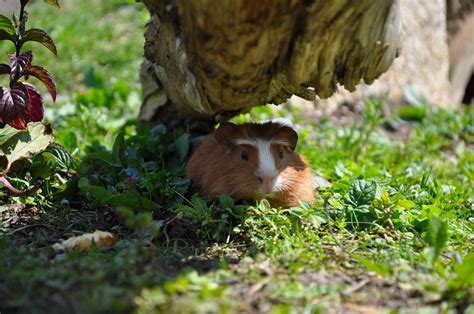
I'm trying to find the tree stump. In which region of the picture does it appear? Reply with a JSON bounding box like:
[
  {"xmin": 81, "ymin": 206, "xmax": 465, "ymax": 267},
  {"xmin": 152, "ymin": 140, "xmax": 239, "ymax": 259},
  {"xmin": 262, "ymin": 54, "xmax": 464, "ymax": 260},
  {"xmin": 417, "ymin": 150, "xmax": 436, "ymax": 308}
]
[
  {"xmin": 447, "ymin": 0, "xmax": 474, "ymax": 104},
  {"xmin": 139, "ymin": 0, "xmax": 401, "ymax": 130}
]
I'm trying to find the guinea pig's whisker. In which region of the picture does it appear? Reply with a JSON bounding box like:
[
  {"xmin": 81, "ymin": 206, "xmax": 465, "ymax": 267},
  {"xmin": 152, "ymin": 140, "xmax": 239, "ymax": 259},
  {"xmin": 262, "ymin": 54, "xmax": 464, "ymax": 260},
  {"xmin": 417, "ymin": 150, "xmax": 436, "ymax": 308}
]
[
  {"xmin": 281, "ymin": 178, "xmax": 306, "ymax": 185},
  {"xmin": 288, "ymin": 166, "xmax": 306, "ymax": 170},
  {"xmin": 278, "ymin": 185, "xmax": 295, "ymax": 192}
]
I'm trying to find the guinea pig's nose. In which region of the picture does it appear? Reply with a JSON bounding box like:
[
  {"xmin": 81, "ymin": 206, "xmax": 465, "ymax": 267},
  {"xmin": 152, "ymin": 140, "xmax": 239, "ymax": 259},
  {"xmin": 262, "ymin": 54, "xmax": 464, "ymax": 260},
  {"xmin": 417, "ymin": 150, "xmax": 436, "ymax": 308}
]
[{"xmin": 259, "ymin": 175, "xmax": 275, "ymax": 192}]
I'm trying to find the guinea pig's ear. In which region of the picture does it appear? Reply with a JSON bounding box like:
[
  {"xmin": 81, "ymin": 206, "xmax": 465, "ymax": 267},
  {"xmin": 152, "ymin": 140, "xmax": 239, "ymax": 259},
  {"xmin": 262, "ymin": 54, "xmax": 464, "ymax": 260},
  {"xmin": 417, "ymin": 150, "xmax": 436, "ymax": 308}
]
[
  {"xmin": 276, "ymin": 126, "xmax": 298, "ymax": 151},
  {"xmin": 215, "ymin": 122, "xmax": 239, "ymax": 151}
]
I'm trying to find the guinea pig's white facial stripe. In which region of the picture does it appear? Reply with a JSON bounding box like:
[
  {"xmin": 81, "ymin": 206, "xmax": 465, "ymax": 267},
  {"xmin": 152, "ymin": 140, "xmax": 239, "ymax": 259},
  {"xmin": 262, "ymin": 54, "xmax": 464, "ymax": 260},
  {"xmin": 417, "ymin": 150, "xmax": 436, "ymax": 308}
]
[
  {"xmin": 255, "ymin": 140, "xmax": 277, "ymax": 177},
  {"xmin": 269, "ymin": 139, "xmax": 292, "ymax": 147},
  {"xmin": 233, "ymin": 139, "xmax": 256, "ymax": 147},
  {"xmin": 234, "ymin": 138, "xmax": 282, "ymax": 193}
]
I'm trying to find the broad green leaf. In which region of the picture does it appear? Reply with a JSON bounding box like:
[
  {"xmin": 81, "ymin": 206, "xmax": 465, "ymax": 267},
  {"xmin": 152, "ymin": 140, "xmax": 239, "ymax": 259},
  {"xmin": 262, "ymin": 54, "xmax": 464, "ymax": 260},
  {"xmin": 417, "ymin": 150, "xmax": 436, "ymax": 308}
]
[
  {"xmin": 394, "ymin": 199, "xmax": 415, "ymax": 210},
  {"xmin": 21, "ymin": 28, "xmax": 57, "ymax": 56},
  {"xmin": 78, "ymin": 177, "xmax": 111, "ymax": 199},
  {"xmin": 348, "ymin": 179, "xmax": 377, "ymax": 207},
  {"xmin": 88, "ymin": 151, "xmax": 116, "ymax": 165},
  {"xmin": 150, "ymin": 124, "xmax": 166, "ymax": 139},
  {"xmin": 0, "ymin": 125, "xmax": 22, "ymax": 146},
  {"xmin": 112, "ymin": 131, "xmax": 125, "ymax": 164},
  {"xmin": 0, "ymin": 15, "xmax": 15, "ymax": 36},
  {"xmin": 424, "ymin": 216, "xmax": 448, "ymax": 264},
  {"xmin": 311, "ymin": 214, "xmax": 327, "ymax": 229},
  {"xmin": 191, "ymin": 194, "xmax": 208, "ymax": 214},
  {"xmin": 354, "ymin": 255, "xmax": 392, "ymax": 277},
  {"xmin": 289, "ymin": 206, "xmax": 306, "ymax": 217},
  {"xmin": 174, "ymin": 133, "xmax": 189, "ymax": 163},
  {"xmin": 258, "ymin": 199, "xmax": 271, "ymax": 211},
  {"xmin": 43, "ymin": 0, "xmax": 60, "ymax": 8},
  {"xmin": 334, "ymin": 161, "xmax": 352, "ymax": 178},
  {"xmin": 42, "ymin": 143, "xmax": 72, "ymax": 171},
  {"xmin": 421, "ymin": 205, "xmax": 442, "ymax": 219},
  {"xmin": 218, "ymin": 195, "xmax": 234, "ymax": 208},
  {"xmin": 174, "ymin": 204, "xmax": 196, "ymax": 215},
  {"xmin": 0, "ymin": 122, "xmax": 53, "ymax": 173},
  {"xmin": 78, "ymin": 178, "xmax": 160, "ymax": 211}
]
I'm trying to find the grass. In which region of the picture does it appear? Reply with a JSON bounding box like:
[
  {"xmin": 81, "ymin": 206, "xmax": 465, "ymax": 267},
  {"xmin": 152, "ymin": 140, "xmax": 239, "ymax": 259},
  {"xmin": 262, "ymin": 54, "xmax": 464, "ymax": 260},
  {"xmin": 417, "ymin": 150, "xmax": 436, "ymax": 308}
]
[{"xmin": 1, "ymin": 1, "xmax": 473, "ymax": 313}]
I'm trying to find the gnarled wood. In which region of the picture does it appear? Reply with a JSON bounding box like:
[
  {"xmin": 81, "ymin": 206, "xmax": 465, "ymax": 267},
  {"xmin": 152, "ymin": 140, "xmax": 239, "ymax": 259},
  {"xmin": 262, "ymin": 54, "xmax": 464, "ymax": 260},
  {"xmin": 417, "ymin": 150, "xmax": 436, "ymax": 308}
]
[{"xmin": 140, "ymin": 0, "xmax": 400, "ymax": 128}]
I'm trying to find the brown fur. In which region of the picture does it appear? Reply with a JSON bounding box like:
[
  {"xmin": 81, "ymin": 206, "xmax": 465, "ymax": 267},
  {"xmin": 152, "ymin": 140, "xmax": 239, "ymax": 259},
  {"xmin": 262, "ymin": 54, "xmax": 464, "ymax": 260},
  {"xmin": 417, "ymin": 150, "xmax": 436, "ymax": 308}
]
[{"xmin": 185, "ymin": 122, "xmax": 315, "ymax": 208}]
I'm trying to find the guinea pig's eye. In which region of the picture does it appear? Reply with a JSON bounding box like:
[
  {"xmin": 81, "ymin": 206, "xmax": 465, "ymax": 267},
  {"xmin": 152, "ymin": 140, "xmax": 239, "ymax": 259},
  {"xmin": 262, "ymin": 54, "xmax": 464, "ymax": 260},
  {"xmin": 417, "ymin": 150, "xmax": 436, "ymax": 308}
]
[
  {"xmin": 279, "ymin": 148, "xmax": 284, "ymax": 159},
  {"xmin": 241, "ymin": 150, "xmax": 249, "ymax": 161}
]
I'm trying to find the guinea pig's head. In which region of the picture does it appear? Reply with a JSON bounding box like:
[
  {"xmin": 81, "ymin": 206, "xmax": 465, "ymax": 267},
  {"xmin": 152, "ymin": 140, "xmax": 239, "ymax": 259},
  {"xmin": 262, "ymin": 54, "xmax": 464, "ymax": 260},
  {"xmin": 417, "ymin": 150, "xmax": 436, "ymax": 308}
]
[{"xmin": 214, "ymin": 121, "xmax": 299, "ymax": 198}]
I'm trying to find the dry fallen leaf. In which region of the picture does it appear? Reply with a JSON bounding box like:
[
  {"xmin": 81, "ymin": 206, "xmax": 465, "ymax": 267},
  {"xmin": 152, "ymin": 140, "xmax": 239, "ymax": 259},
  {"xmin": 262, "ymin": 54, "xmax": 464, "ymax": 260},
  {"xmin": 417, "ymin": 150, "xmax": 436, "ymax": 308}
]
[{"xmin": 52, "ymin": 230, "xmax": 119, "ymax": 252}]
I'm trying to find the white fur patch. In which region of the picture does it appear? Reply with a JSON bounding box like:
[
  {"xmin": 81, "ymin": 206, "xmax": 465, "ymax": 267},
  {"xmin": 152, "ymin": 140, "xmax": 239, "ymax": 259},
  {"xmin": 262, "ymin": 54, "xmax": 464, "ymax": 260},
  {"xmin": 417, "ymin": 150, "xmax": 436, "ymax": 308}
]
[
  {"xmin": 258, "ymin": 118, "xmax": 294, "ymax": 128},
  {"xmin": 234, "ymin": 138, "xmax": 281, "ymax": 192},
  {"xmin": 234, "ymin": 138, "xmax": 290, "ymax": 148},
  {"xmin": 255, "ymin": 140, "xmax": 277, "ymax": 177}
]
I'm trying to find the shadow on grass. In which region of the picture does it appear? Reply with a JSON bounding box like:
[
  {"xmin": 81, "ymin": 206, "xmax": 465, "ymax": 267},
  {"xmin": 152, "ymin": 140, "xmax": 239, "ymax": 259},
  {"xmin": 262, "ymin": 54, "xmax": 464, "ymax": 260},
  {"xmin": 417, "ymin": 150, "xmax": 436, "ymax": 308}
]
[
  {"xmin": 0, "ymin": 200, "xmax": 246, "ymax": 313},
  {"xmin": 0, "ymin": 129, "xmax": 246, "ymax": 313}
]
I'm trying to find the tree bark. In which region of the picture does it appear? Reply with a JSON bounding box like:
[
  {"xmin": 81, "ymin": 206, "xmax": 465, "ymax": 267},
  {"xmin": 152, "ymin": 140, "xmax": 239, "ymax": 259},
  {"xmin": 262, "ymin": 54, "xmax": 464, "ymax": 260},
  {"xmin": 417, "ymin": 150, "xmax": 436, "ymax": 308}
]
[
  {"xmin": 140, "ymin": 0, "xmax": 400, "ymax": 129},
  {"xmin": 447, "ymin": 0, "xmax": 474, "ymax": 104}
]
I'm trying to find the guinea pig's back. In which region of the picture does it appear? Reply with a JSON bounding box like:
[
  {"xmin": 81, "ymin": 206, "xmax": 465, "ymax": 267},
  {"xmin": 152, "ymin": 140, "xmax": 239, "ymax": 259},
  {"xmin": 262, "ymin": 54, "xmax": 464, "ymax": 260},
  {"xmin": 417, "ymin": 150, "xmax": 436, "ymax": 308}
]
[
  {"xmin": 185, "ymin": 135, "xmax": 226, "ymax": 195},
  {"xmin": 276, "ymin": 154, "xmax": 315, "ymax": 207}
]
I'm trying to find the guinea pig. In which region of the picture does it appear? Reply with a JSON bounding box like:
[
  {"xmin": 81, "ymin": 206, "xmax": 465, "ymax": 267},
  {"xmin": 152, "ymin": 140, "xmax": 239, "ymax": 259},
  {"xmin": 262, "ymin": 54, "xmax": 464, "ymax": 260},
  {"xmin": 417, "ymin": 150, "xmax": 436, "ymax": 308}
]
[{"xmin": 185, "ymin": 120, "xmax": 315, "ymax": 208}]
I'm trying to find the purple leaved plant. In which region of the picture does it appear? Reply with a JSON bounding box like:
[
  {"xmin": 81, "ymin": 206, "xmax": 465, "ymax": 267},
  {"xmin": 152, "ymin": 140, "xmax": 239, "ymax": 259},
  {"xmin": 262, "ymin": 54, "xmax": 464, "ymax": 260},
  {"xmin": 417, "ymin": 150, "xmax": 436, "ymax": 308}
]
[
  {"xmin": 1, "ymin": 0, "xmax": 62, "ymax": 197},
  {"xmin": 0, "ymin": 0, "xmax": 59, "ymax": 129}
]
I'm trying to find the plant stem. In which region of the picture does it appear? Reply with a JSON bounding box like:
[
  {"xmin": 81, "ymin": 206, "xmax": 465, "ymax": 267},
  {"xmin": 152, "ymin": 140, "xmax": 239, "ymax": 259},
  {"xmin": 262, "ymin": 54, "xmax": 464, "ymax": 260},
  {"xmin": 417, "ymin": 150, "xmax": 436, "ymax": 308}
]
[
  {"xmin": 16, "ymin": 0, "xmax": 28, "ymax": 56},
  {"xmin": 0, "ymin": 176, "xmax": 43, "ymax": 196}
]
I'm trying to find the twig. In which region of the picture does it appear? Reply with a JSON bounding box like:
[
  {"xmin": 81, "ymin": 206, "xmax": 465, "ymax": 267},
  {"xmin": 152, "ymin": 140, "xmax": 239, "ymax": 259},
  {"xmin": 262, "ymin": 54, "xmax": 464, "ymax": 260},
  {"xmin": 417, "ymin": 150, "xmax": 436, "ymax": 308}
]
[
  {"xmin": 343, "ymin": 302, "xmax": 380, "ymax": 314},
  {"xmin": 407, "ymin": 226, "xmax": 425, "ymax": 245},
  {"xmin": 7, "ymin": 223, "xmax": 54, "ymax": 235},
  {"xmin": 248, "ymin": 276, "xmax": 272, "ymax": 298},
  {"xmin": 174, "ymin": 190, "xmax": 195, "ymax": 208},
  {"xmin": 383, "ymin": 204, "xmax": 399, "ymax": 239},
  {"xmin": 340, "ymin": 278, "xmax": 370, "ymax": 297}
]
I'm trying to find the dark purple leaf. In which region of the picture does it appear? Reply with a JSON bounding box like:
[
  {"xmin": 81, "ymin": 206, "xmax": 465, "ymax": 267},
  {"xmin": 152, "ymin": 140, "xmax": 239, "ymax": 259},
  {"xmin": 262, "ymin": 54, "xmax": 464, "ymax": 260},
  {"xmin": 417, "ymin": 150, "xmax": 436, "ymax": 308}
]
[
  {"xmin": 24, "ymin": 83, "xmax": 43, "ymax": 122},
  {"xmin": 9, "ymin": 51, "xmax": 33, "ymax": 82},
  {"xmin": 0, "ymin": 64, "xmax": 11, "ymax": 76},
  {"xmin": 0, "ymin": 82, "xmax": 30, "ymax": 129},
  {"xmin": 24, "ymin": 65, "xmax": 56, "ymax": 102},
  {"xmin": 21, "ymin": 28, "xmax": 57, "ymax": 56}
]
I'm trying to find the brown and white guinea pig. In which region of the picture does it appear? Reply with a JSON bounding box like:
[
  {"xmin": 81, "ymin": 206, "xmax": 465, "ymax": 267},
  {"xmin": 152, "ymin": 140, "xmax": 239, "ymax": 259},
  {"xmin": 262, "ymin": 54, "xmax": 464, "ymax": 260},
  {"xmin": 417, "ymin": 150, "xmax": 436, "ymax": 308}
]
[{"xmin": 185, "ymin": 120, "xmax": 315, "ymax": 208}]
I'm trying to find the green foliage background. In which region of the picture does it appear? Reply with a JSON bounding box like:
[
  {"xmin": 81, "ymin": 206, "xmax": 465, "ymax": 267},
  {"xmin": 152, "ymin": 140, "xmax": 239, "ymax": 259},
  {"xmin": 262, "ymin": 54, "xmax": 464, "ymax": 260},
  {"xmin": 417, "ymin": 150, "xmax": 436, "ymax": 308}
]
[{"xmin": 0, "ymin": 1, "xmax": 473, "ymax": 313}]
